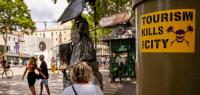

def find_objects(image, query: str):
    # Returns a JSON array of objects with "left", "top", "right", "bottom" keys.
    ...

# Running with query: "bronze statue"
[
  {"left": 57, "top": 0, "right": 102, "bottom": 89},
  {"left": 70, "top": 15, "right": 103, "bottom": 89}
]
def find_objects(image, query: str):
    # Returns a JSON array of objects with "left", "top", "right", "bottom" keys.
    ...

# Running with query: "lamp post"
[{"left": 94, "top": 4, "right": 97, "bottom": 51}]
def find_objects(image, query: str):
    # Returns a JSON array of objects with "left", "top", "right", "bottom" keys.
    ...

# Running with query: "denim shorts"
[{"left": 41, "top": 79, "right": 48, "bottom": 85}]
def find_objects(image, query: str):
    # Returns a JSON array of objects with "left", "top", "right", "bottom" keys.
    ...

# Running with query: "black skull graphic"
[{"left": 167, "top": 25, "right": 193, "bottom": 46}]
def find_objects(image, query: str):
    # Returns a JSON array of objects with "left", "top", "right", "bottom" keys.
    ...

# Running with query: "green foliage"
[
  {"left": 89, "top": 0, "right": 132, "bottom": 41},
  {"left": 93, "top": 0, "right": 132, "bottom": 22},
  {"left": 53, "top": 0, "right": 131, "bottom": 41},
  {"left": 0, "top": 45, "right": 4, "bottom": 53},
  {"left": 0, "top": 0, "right": 35, "bottom": 55},
  {"left": 0, "top": 0, "right": 36, "bottom": 34},
  {"left": 53, "top": 0, "right": 132, "bottom": 22},
  {"left": 82, "top": 14, "right": 112, "bottom": 41}
]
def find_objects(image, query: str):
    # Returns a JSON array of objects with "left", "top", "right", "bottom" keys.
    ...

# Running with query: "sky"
[{"left": 24, "top": 0, "right": 68, "bottom": 30}]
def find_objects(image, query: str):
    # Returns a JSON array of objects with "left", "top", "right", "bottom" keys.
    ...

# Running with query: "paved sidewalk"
[
  {"left": 0, "top": 66, "right": 136, "bottom": 95},
  {"left": 100, "top": 69, "right": 136, "bottom": 95},
  {"left": 0, "top": 66, "right": 63, "bottom": 95}
]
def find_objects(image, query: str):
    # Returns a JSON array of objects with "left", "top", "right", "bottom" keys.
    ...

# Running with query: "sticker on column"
[{"left": 140, "top": 9, "right": 195, "bottom": 53}]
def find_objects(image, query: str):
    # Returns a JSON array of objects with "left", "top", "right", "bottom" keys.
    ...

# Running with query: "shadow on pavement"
[
  {"left": 0, "top": 70, "right": 63, "bottom": 95},
  {"left": 103, "top": 80, "right": 136, "bottom": 95},
  {"left": 0, "top": 67, "right": 136, "bottom": 95},
  {"left": 0, "top": 74, "right": 31, "bottom": 95}
]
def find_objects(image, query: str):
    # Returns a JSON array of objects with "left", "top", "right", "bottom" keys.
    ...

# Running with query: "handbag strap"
[{"left": 72, "top": 84, "right": 78, "bottom": 95}]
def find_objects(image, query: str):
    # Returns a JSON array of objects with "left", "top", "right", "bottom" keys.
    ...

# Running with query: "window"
[{"left": 7, "top": 46, "right": 10, "bottom": 51}]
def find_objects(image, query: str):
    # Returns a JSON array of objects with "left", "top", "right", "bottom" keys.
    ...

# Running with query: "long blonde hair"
[{"left": 28, "top": 57, "right": 37, "bottom": 69}]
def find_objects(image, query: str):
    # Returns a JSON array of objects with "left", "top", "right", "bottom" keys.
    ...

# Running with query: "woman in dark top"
[{"left": 22, "top": 57, "right": 46, "bottom": 95}]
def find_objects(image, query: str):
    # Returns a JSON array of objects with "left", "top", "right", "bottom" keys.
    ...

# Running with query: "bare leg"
[
  {"left": 2, "top": 69, "right": 5, "bottom": 77},
  {"left": 29, "top": 86, "right": 36, "bottom": 95},
  {"left": 45, "top": 84, "right": 50, "bottom": 95},
  {"left": 40, "top": 83, "right": 43, "bottom": 95}
]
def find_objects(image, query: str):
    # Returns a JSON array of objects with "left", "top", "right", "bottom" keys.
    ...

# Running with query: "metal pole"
[
  {"left": 132, "top": 0, "right": 200, "bottom": 95},
  {"left": 94, "top": 5, "right": 97, "bottom": 51}
]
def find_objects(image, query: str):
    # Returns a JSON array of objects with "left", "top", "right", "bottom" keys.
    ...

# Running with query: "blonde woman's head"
[
  {"left": 71, "top": 61, "right": 92, "bottom": 83},
  {"left": 30, "top": 57, "right": 36, "bottom": 65}
]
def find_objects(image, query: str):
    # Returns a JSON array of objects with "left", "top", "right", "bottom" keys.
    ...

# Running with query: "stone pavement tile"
[
  {"left": 103, "top": 80, "right": 136, "bottom": 95},
  {"left": 0, "top": 66, "right": 136, "bottom": 95},
  {"left": 101, "top": 70, "right": 136, "bottom": 95},
  {"left": 0, "top": 74, "right": 31, "bottom": 95},
  {"left": 0, "top": 67, "right": 64, "bottom": 95}
]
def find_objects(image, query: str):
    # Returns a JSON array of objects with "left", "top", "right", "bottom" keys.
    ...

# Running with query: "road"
[{"left": 0, "top": 66, "right": 136, "bottom": 95}]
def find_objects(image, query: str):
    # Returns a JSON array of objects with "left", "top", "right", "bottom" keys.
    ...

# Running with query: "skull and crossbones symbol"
[{"left": 167, "top": 25, "right": 193, "bottom": 46}]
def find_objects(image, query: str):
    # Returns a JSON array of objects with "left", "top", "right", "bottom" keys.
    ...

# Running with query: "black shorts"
[{"left": 27, "top": 72, "right": 37, "bottom": 87}]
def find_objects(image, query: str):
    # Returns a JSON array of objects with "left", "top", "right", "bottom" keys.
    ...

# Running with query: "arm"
[
  {"left": 36, "top": 68, "right": 46, "bottom": 79},
  {"left": 22, "top": 68, "right": 27, "bottom": 80},
  {"left": 38, "top": 67, "right": 42, "bottom": 71},
  {"left": 35, "top": 63, "right": 46, "bottom": 78}
]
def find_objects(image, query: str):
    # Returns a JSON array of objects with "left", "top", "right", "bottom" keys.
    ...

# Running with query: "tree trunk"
[{"left": 2, "top": 27, "right": 8, "bottom": 60}]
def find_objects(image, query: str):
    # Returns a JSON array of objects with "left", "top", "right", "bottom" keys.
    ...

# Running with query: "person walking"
[
  {"left": 63, "top": 61, "right": 104, "bottom": 95},
  {"left": 51, "top": 57, "right": 56, "bottom": 75},
  {"left": 38, "top": 55, "right": 50, "bottom": 95},
  {"left": 22, "top": 57, "right": 46, "bottom": 95},
  {"left": 60, "top": 57, "right": 70, "bottom": 89}
]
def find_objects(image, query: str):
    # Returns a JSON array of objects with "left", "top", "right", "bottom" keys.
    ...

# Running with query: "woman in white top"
[{"left": 63, "top": 61, "right": 104, "bottom": 95}]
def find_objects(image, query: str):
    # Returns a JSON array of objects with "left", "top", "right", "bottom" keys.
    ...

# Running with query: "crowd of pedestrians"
[
  {"left": 20, "top": 54, "right": 104, "bottom": 95},
  {"left": 22, "top": 55, "right": 50, "bottom": 95}
]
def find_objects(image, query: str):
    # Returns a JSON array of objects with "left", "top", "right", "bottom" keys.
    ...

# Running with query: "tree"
[
  {"left": 93, "top": 0, "right": 131, "bottom": 22},
  {"left": 0, "top": 0, "right": 36, "bottom": 58},
  {"left": 53, "top": 0, "right": 132, "bottom": 40},
  {"left": 82, "top": 14, "right": 112, "bottom": 42},
  {"left": 53, "top": 0, "right": 131, "bottom": 22},
  {"left": 89, "top": 0, "right": 132, "bottom": 42}
]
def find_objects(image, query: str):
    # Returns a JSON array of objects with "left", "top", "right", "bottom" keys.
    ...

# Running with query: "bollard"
[{"left": 132, "top": 0, "right": 200, "bottom": 95}]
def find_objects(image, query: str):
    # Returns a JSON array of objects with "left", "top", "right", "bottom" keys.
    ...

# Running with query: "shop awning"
[{"left": 99, "top": 12, "right": 132, "bottom": 28}]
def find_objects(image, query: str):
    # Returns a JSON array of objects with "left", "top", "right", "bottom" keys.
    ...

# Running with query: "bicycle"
[{"left": 1, "top": 64, "right": 13, "bottom": 79}]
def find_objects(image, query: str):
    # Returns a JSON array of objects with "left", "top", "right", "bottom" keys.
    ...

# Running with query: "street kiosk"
[{"left": 99, "top": 12, "right": 136, "bottom": 82}]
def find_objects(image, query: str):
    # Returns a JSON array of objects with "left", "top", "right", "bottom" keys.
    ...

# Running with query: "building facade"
[
  {"left": 0, "top": 32, "right": 28, "bottom": 64},
  {"left": 33, "top": 22, "right": 72, "bottom": 46},
  {"left": 32, "top": 22, "right": 72, "bottom": 68}
]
